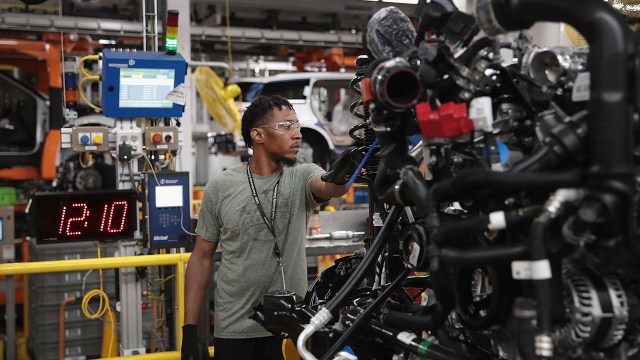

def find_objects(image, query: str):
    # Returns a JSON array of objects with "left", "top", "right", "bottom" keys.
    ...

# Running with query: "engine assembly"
[{"left": 255, "top": 0, "right": 640, "bottom": 359}]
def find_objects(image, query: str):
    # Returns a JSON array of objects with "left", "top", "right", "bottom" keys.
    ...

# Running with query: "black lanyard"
[{"left": 246, "top": 163, "right": 283, "bottom": 260}]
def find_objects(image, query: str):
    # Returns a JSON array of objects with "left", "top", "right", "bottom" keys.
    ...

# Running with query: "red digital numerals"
[
  {"left": 58, "top": 201, "right": 128, "bottom": 236},
  {"left": 100, "top": 201, "right": 128, "bottom": 233}
]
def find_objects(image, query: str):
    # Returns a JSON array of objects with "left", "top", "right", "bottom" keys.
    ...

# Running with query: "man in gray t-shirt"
[{"left": 182, "top": 95, "right": 351, "bottom": 360}]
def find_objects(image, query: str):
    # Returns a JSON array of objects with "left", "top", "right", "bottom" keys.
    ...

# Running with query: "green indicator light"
[{"left": 165, "top": 10, "right": 179, "bottom": 55}]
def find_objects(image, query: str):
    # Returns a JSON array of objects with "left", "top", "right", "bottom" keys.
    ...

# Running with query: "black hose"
[
  {"left": 513, "top": 297, "right": 538, "bottom": 360},
  {"left": 382, "top": 264, "right": 454, "bottom": 332},
  {"left": 436, "top": 207, "right": 541, "bottom": 246},
  {"left": 378, "top": 165, "right": 429, "bottom": 216},
  {"left": 325, "top": 206, "right": 403, "bottom": 315},
  {"left": 435, "top": 215, "right": 489, "bottom": 244},
  {"left": 509, "top": 146, "right": 556, "bottom": 173},
  {"left": 383, "top": 311, "right": 441, "bottom": 332},
  {"left": 319, "top": 268, "right": 411, "bottom": 360},
  {"left": 430, "top": 169, "right": 582, "bottom": 202},
  {"left": 386, "top": 298, "right": 425, "bottom": 313},
  {"left": 390, "top": 275, "right": 431, "bottom": 313},
  {"left": 400, "top": 166, "right": 430, "bottom": 216},
  {"left": 440, "top": 243, "right": 529, "bottom": 266},
  {"left": 529, "top": 211, "right": 553, "bottom": 359}
]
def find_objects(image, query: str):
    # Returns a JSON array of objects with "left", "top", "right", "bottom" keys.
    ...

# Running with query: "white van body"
[{"left": 236, "top": 72, "right": 361, "bottom": 164}]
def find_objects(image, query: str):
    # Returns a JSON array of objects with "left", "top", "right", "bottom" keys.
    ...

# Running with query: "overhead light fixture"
[{"left": 98, "top": 39, "right": 116, "bottom": 45}]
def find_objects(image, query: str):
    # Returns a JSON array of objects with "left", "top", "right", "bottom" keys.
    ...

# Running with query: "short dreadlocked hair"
[{"left": 241, "top": 95, "right": 294, "bottom": 148}]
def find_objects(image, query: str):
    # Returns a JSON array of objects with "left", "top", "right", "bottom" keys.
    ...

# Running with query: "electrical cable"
[
  {"left": 179, "top": 206, "right": 197, "bottom": 236},
  {"left": 78, "top": 75, "right": 102, "bottom": 112},
  {"left": 81, "top": 244, "right": 116, "bottom": 358},
  {"left": 126, "top": 161, "right": 139, "bottom": 194},
  {"left": 157, "top": 274, "right": 176, "bottom": 285},
  {"left": 78, "top": 54, "right": 100, "bottom": 78},
  {"left": 143, "top": 154, "right": 161, "bottom": 186}
]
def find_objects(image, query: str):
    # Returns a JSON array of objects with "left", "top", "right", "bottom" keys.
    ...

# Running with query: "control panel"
[
  {"left": 101, "top": 50, "right": 186, "bottom": 118},
  {"left": 145, "top": 126, "right": 179, "bottom": 151},
  {"left": 62, "top": 126, "right": 110, "bottom": 152},
  {"left": 146, "top": 171, "right": 190, "bottom": 248}
]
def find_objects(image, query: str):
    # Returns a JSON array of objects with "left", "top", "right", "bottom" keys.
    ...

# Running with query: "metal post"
[
  {"left": 166, "top": 0, "right": 193, "bottom": 209},
  {"left": 142, "top": 0, "right": 147, "bottom": 51},
  {"left": 118, "top": 241, "right": 146, "bottom": 355},
  {"left": 5, "top": 276, "right": 15, "bottom": 360},
  {"left": 115, "top": 118, "right": 145, "bottom": 355},
  {"left": 154, "top": 0, "right": 159, "bottom": 51}
]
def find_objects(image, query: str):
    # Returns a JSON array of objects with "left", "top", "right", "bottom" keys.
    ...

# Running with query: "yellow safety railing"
[{"left": 0, "top": 253, "right": 215, "bottom": 359}]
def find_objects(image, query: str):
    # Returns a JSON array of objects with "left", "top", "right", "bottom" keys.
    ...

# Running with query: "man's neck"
[{"left": 248, "top": 152, "right": 283, "bottom": 176}]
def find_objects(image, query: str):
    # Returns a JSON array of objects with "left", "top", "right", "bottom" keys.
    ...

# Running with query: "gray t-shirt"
[{"left": 195, "top": 162, "right": 325, "bottom": 338}]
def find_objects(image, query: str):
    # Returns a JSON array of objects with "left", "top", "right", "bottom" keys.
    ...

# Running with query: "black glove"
[
  {"left": 321, "top": 147, "right": 363, "bottom": 185},
  {"left": 181, "top": 324, "right": 210, "bottom": 360}
]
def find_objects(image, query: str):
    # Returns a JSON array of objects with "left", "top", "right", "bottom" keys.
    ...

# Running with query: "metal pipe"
[
  {"left": 102, "top": 348, "right": 214, "bottom": 360},
  {"left": 0, "top": 253, "right": 190, "bottom": 275},
  {"left": 176, "top": 253, "right": 186, "bottom": 352},
  {"left": 154, "top": 0, "right": 159, "bottom": 52},
  {"left": 142, "top": 0, "right": 147, "bottom": 51}
]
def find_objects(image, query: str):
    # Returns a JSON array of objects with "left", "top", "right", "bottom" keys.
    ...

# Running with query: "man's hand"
[
  {"left": 181, "top": 324, "right": 210, "bottom": 360},
  {"left": 321, "top": 147, "right": 363, "bottom": 185}
]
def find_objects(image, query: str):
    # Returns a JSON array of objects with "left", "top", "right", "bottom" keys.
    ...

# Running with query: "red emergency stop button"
[{"left": 152, "top": 133, "right": 162, "bottom": 143}]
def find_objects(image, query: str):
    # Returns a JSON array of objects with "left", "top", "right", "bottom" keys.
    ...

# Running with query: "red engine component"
[{"left": 416, "top": 101, "right": 474, "bottom": 139}]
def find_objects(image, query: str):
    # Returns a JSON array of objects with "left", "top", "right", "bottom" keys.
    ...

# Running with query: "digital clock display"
[{"left": 32, "top": 190, "right": 137, "bottom": 244}]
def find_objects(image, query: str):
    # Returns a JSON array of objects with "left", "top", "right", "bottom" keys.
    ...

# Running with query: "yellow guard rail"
[{"left": 0, "top": 253, "right": 215, "bottom": 359}]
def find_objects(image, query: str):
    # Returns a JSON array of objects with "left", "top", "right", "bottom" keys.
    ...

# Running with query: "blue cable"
[{"left": 346, "top": 138, "right": 379, "bottom": 190}]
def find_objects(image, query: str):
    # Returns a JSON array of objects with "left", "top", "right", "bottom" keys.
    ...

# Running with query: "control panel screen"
[
  {"left": 118, "top": 68, "right": 175, "bottom": 109},
  {"left": 33, "top": 190, "right": 137, "bottom": 244}
]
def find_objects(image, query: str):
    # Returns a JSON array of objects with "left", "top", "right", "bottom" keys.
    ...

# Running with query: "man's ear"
[{"left": 251, "top": 128, "right": 265, "bottom": 146}]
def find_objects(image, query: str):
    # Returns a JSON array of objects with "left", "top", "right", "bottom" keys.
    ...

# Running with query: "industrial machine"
[
  {"left": 252, "top": 1, "right": 640, "bottom": 360},
  {"left": 52, "top": 46, "right": 190, "bottom": 356},
  {"left": 25, "top": 9, "right": 194, "bottom": 356}
]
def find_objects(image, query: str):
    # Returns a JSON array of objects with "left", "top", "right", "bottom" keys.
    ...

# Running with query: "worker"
[{"left": 182, "top": 95, "right": 359, "bottom": 360}]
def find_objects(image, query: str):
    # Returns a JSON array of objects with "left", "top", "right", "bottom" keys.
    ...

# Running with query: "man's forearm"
[
  {"left": 311, "top": 175, "right": 348, "bottom": 200},
  {"left": 322, "top": 182, "right": 348, "bottom": 198},
  {"left": 184, "top": 252, "right": 214, "bottom": 325}
]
